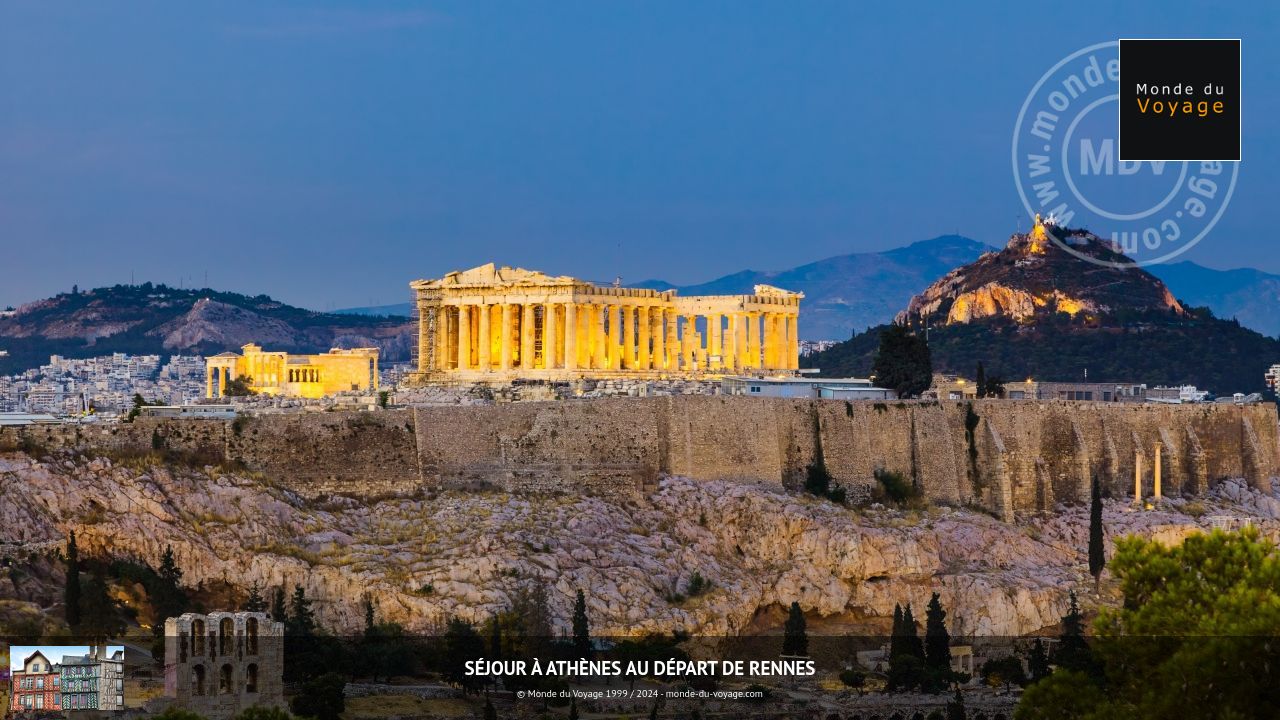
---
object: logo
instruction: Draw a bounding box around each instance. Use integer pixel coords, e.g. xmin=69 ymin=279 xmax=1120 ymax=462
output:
xmin=1011 ymin=41 xmax=1238 ymax=268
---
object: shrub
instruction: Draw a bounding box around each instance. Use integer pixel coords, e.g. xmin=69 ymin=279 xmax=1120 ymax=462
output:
xmin=874 ymin=468 xmax=917 ymax=504
xmin=839 ymin=669 xmax=866 ymax=688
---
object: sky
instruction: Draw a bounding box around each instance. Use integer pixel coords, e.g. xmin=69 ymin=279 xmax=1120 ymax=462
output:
xmin=2 ymin=1 xmax=1278 ymax=311
xmin=8 ymin=645 xmax=123 ymax=671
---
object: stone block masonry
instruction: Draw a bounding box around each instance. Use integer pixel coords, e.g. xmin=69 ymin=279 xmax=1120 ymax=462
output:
xmin=3 ymin=398 xmax=1277 ymax=520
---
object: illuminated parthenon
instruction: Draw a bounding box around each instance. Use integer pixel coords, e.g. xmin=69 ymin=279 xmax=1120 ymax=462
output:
xmin=407 ymin=263 xmax=802 ymax=383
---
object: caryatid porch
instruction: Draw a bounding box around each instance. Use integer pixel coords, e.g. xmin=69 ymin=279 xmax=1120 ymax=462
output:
xmin=408 ymin=263 xmax=803 ymax=383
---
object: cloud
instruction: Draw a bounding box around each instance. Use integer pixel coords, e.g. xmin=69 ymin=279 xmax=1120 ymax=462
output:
xmin=223 ymin=7 xmax=441 ymax=39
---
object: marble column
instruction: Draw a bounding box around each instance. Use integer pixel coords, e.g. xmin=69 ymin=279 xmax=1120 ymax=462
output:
xmin=732 ymin=312 xmax=742 ymax=368
xmin=783 ymin=312 xmax=793 ymax=368
xmin=457 ymin=305 xmax=472 ymax=370
xmin=206 ymin=367 xmax=214 ymax=398
xmin=417 ymin=301 xmax=431 ymax=372
xmin=637 ymin=306 xmax=650 ymax=370
xmin=622 ymin=306 xmax=636 ymax=369
xmin=651 ymin=308 xmax=665 ymax=370
xmin=762 ymin=313 xmax=776 ymax=369
xmin=499 ymin=304 xmax=514 ymax=370
xmin=477 ymin=304 xmax=492 ymax=370
xmin=607 ymin=304 xmax=622 ymax=370
xmin=746 ymin=312 xmax=760 ymax=369
xmin=666 ymin=310 xmax=680 ymax=370
xmin=521 ymin=304 xmax=536 ymax=369
xmin=708 ymin=314 xmax=722 ymax=370
xmin=564 ymin=303 xmax=579 ymax=370
xmin=592 ymin=304 xmax=608 ymax=369
xmin=436 ymin=308 xmax=451 ymax=371
xmin=543 ymin=303 xmax=558 ymax=369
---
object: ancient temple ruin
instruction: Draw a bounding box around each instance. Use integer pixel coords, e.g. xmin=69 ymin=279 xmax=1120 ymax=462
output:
xmin=407 ymin=263 xmax=803 ymax=383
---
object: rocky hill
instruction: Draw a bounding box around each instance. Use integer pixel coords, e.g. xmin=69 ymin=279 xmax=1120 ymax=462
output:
xmin=0 ymin=283 xmax=414 ymax=374
xmin=807 ymin=222 xmax=1280 ymax=394
xmin=3 ymin=450 xmax=1277 ymax=641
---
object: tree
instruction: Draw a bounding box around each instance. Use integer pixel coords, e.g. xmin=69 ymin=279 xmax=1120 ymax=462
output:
xmin=271 ymin=586 xmax=287 ymax=621
xmin=871 ymin=324 xmax=933 ymax=398
xmin=81 ymin=567 xmax=124 ymax=640
xmin=1026 ymin=639 xmax=1051 ymax=683
xmin=363 ymin=595 xmax=375 ymax=635
xmin=946 ymin=687 xmax=966 ymax=720
xmin=568 ymin=697 xmax=579 ymax=720
xmin=483 ymin=696 xmax=497 ymax=720
xmin=975 ymin=362 xmax=987 ymax=398
xmin=781 ymin=601 xmax=808 ymax=657
xmin=1018 ymin=529 xmax=1280 ymax=719
xmin=980 ymin=655 xmax=1027 ymax=690
xmin=444 ymin=618 xmax=486 ymax=694
xmin=65 ymin=530 xmax=81 ymax=628
xmin=923 ymin=593 xmax=953 ymax=692
xmin=224 ymin=375 xmax=256 ymax=396
xmin=888 ymin=602 xmax=926 ymax=692
xmin=572 ymin=589 xmax=592 ymax=659
xmin=1088 ymin=478 xmax=1105 ymax=591
xmin=243 ymin=582 xmax=267 ymax=613
xmin=288 ymin=585 xmax=316 ymax=637
xmin=232 ymin=707 xmax=293 ymax=720
xmin=1052 ymin=592 xmax=1094 ymax=676
xmin=290 ymin=672 xmax=345 ymax=720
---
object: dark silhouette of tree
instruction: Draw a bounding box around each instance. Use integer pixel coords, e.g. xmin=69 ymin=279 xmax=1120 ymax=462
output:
xmin=288 ymin=585 xmax=316 ymax=636
xmin=271 ymin=586 xmax=287 ymax=621
xmin=975 ymin=362 xmax=987 ymax=397
xmin=572 ymin=589 xmax=592 ymax=659
xmin=290 ymin=672 xmax=345 ymax=720
xmin=1088 ymin=478 xmax=1105 ymax=591
xmin=872 ymin=324 xmax=933 ymax=398
xmin=1052 ymin=592 xmax=1094 ymax=676
xmin=81 ymin=567 xmax=124 ymax=640
xmin=1026 ymin=639 xmax=1051 ymax=683
xmin=444 ymin=618 xmax=486 ymax=695
xmin=782 ymin=602 xmax=808 ymax=657
xmin=483 ymin=696 xmax=497 ymax=720
xmin=923 ymin=593 xmax=953 ymax=692
xmin=243 ymin=581 xmax=267 ymax=613
xmin=946 ymin=687 xmax=966 ymax=720
xmin=888 ymin=602 xmax=926 ymax=691
xmin=65 ymin=530 xmax=81 ymax=628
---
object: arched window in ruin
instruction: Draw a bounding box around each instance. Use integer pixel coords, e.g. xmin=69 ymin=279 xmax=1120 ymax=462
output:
xmin=219 ymin=664 xmax=233 ymax=694
xmin=219 ymin=617 xmax=234 ymax=656
xmin=246 ymin=616 xmax=259 ymax=655
xmin=192 ymin=619 xmax=206 ymax=656
xmin=191 ymin=665 xmax=206 ymax=696
xmin=245 ymin=664 xmax=258 ymax=693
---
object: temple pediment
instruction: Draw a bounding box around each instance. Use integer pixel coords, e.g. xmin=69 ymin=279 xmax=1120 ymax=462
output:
xmin=754 ymin=284 xmax=805 ymax=299
xmin=417 ymin=263 xmax=579 ymax=289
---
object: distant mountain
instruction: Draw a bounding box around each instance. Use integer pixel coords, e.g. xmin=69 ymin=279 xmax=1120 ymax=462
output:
xmin=335 ymin=302 xmax=415 ymax=317
xmin=0 ymin=284 xmax=414 ymax=375
xmin=1148 ymin=262 xmax=1280 ymax=338
xmin=806 ymin=222 xmax=1280 ymax=394
xmin=634 ymin=235 xmax=996 ymax=340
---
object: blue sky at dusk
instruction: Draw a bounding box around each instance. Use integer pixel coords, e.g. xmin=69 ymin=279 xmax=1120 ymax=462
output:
xmin=2 ymin=1 xmax=1277 ymax=310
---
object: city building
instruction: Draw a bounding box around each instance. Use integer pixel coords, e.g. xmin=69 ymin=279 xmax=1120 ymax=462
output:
xmin=10 ymin=651 xmax=60 ymax=712
xmin=932 ymin=375 xmax=1149 ymax=402
xmin=140 ymin=404 xmax=237 ymax=420
xmin=1267 ymin=364 xmax=1280 ymax=391
xmin=163 ymin=611 xmax=285 ymax=719
xmin=205 ymin=344 xmax=379 ymax=399
xmin=721 ymin=375 xmax=896 ymax=400
xmin=1147 ymin=385 xmax=1210 ymax=403
xmin=407 ymin=263 xmax=803 ymax=383
xmin=60 ymin=646 xmax=124 ymax=711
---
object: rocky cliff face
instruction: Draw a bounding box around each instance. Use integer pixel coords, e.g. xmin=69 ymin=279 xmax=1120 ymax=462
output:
xmin=3 ymin=451 xmax=1277 ymax=640
xmin=898 ymin=222 xmax=1183 ymax=326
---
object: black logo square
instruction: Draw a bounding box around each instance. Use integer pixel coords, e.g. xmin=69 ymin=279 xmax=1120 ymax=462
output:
xmin=1119 ymin=39 xmax=1240 ymax=161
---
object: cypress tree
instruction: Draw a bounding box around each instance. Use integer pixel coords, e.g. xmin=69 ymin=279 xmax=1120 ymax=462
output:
xmin=488 ymin=614 xmax=503 ymax=661
xmin=271 ymin=586 xmax=287 ymax=621
xmin=782 ymin=601 xmax=808 ymax=657
xmin=902 ymin=603 xmax=924 ymax=660
xmin=1027 ymin=639 xmax=1051 ymax=683
xmin=289 ymin=585 xmax=316 ymax=636
xmin=946 ymin=687 xmax=966 ymax=720
xmin=889 ymin=603 xmax=904 ymax=659
xmin=572 ymin=589 xmax=592 ymax=659
xmin=1088 ymin=477 xmax=1105 ymax=591
xmin=923 ymin=593 xmax=952 ymax=692
xmin=243 ymin=581 xmax=267 ymax=613
xmin=975 ymin=362 xmax=987 ymax=398
xmin=65 ymin=530 xmax=82 ymax=628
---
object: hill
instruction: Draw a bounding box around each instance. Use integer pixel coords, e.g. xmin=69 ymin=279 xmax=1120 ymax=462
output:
xmin=805 ymin=222 xmax=1280 ymax=394
xmin=1147 ymin=262 xmax=1280 ymax=338
xmin=632 ymin=235 xmax=995 ymax=340
xmin=0 ymin=283 xmax=414 ymax=374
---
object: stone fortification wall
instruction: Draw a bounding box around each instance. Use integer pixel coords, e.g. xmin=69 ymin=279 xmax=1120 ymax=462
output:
xmin=3 ymin=398 xmax=1276 ymax=519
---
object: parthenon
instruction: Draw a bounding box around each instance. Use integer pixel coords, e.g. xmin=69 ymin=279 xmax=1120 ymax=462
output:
xmin=407 ymin=263 xmax=802 ymax=383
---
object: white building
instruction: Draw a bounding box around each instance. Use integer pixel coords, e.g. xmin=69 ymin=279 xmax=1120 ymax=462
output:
xmin=721 ymin=375 xmax=896 ymax=400
xmin=1267 ymin=364 xmax=1280 ymax=391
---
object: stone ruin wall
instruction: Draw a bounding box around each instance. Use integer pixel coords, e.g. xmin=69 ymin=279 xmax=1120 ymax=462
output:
xmin=3 ymin=397 xmax=1277 ymax=520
